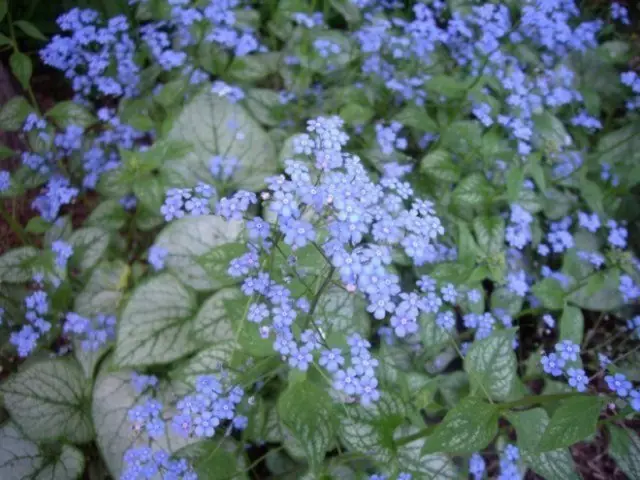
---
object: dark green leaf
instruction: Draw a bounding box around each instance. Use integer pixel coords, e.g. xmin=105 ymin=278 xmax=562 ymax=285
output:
xmin=0 ymin=96 xmax=33 ymax=131
xmin=278 ymin=381 xmax=337 ymax=471
xmin=9 ymin=51 xmax=32 ymax=90
xmin=473 ymin=216 xmax=505 ymax=255
xmin=507 ymin=408 xmax=579 ymax=480
xmin=559 ymin=306 xmax=584 ymax=346
xmin=538 ymin=396 xmax=603 ymax=452
xmin=420 ymin=149 xmax=460 ymax=183
xmin=14 ymin=20 xmax=48 ymax=41
xmin=46 ymin=101 xmax=96 ymax=128
xmin=24 ymin=216 xmax=50 ymax=234
xmin=531 ymin=278 xmax=566 ymax=310
xmin=608 ymin=424 xmax=640 ymax=479
xmin=423 ymin=397 xmax=499 ymax=454
xmin=464 ymin=328 xmax=518 ymax=401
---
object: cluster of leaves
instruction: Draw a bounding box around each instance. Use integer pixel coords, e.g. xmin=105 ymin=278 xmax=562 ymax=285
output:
xmin=0 ymin=0 xmax=640 ymax=479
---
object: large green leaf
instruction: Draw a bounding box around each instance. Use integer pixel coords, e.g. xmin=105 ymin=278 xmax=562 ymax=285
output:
xmin=463 ymin=329 xmax=517 ymax=401
xmin=559 ymin=306 xmax=584 ymax=346
xmin=166 ymin=90 xmax=278 ymax=190
xmin=338 ymin=391 xmax=406 ymax=464
xmin=74 ymin=260 xmax=130 ymax=318
xmin=314 ymin=286 xmax=370 ymax=336
xmin=423 ymin=397 xmax=499 ymax=454
xmin=507 ymin=408 xmax=578 ymax=480
xmin=538 ymin=396 xmax=603 ymax=452
xmin=114 ymin=273 xmax=198 ymax=367
xmin=154 ymin=215 xmax=243 ymax=292
xmin=46 ymin=101 xmax=96 ymax=128
xmin=0 ymin=422 xmax=85 ymax=480
xmin=608 ymin=424 xmax=640 ymax=479
xmin=191 ymin=287 xmax=239 ymax=344
xmin=177 ymin=438 xmax=249 ymax=480
xmin=0 ymin=246 xmax=38 ymax=283
xmin=395 ymin=426 xmax=458 ymax=479
xmin=0 ymin=96 xmax=33 ymax=131
xmin=69 ymin=227 xmax=110 ymax=273
xmin=277 ymin=381 xmax=337 ymax=472
xmin=1 ymin=358 xmax=93 ymax=444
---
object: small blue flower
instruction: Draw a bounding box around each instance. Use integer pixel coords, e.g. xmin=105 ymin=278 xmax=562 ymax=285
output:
xmin=541 ymin=353 xmax=565 ymax=377
xmin=605 ymin=373 xmax=633 ymax=398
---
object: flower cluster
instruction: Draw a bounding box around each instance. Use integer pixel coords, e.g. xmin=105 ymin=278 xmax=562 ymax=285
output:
xmin=171 ymin=374 xmax=248 ymax=438
xmin=40 ymin=9 xmax=139 ymax=99
xmin=540 ymin=341 xmax=588 ymax=391
xmin=161 ymin=184 xmax=216 ymax=221
xmin=10 ymin=291 xmax=51 ymax=357
xmin=63 ymin=312 xmax=117 ymax=351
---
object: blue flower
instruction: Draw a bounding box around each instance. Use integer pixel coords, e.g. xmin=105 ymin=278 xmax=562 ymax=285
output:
xmin=541 ymin=353 xmax=565 ymax=377
xmin=605 ymin=373 xmax=633 ymax=397
xmin=567 ymin=368 xmax=588 ymax=392
xmin=148 ymin=245 xmax=168 ymax=271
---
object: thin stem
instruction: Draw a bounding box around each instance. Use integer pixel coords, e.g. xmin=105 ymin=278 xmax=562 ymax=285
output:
xmin=0 ymin=202 xmax=30 ymax=245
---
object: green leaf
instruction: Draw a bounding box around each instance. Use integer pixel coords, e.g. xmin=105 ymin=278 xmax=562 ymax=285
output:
xmin=0 ymin=246 xmax=38 ymax=283
xmin=191 ymin=287 xmax=239 ymax=345
xmin=278 ymin=381 xmax=337 ymax=471
xmin=559 ymin=306 xmax=584 ymax=346
xmin=114 ymin=273 xmax=198 ymax=367
xmin=182 ymin=439 xmax=249 ymax=480
xmin=506 ymin=165 xmax=525 ymax=203
xmin=0 ymin=422 xmax=85 ymax=480
xmin=452 ymin=173 xmax=493 ymax=210
xmin=14 ymin=20 xmax=48 ymax=41
xmin=226 ymin=52 xmax=280 ymax=83
xmin=338 ymin=391 xmax=406 ymax=463
xmin=314 ymin=286 xmax=370 ymax=337
xmin=244 ymin=88 xmax=282 ymax=127
xmin=75 ymin=260 xmax=129 ymax=318
xmin=507 ymin=408 xmax=578 ymax=480
xmin=46 ymin=101 xmax=96 ymax=128
xmin=538 ymin=396 xmax=603 ymax=452
xmin=69 ymin=227 xmax=110 ymax=273
xmin=0 ymin=358 xmax=93 ymax=444
xmin=608 ymin=424 xmax=640 ymax=479
xmin=155 ymin=215 xmax=243 ymax=291
xmin=339 ymin=103 xmax=374 ymax=125
xmin=394 ymin=104 xmax=438 ymax=132
xmin=531 ymin=278 xmax=566 ymax=310
xmin=464 ymin=329 xmax=518 ymax=401
xmin=420 ymin=149 xmax=460 ymax=183
xmin=87 ymin=200 xmax=128 ymax=230
xmin=568 ymin=270 xmax=624 ymax=312
xmin=0 ymin=143 xmax=15 ymax=159
xmin=419 ymin=312 xmax=452 ymax=357
xmin=0 ymin=0 xmax=6 ymax=22
xmin=166 ymin=91 xmax=278 ymax=191
xmin=423 ymin=397 xmax=499 ymax=454
xmin=25 ymin=216 xmax=50 ymax=234
xmin=10 ymin=51 xmax=32 ymax=90
xmin=425 ymin=75 xmax=469 ymax=99
xmin=490 ymin=287 xmax=523 ymax=318
xmin=395 ymin=426 xmax=458 ymax=479
xmin=0 ymin=96 xmax=33 ymax=131
xmin=473 ymin=216 xmax=505 ymax=255
xmin=329 ymin=0 xmax=361 ymax=23
xmin=198 ymin=243 xmax=248 ymax=288
xmin=532 ymin=112 xmax=571 ymax=151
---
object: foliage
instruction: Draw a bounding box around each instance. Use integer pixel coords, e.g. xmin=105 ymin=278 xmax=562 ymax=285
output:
xmin=0 ymin=0 xmax=639 ymax=479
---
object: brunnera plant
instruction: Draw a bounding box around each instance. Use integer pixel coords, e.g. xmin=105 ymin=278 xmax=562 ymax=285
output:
xmin=0 ymin=0 xmax=639 ymax=479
